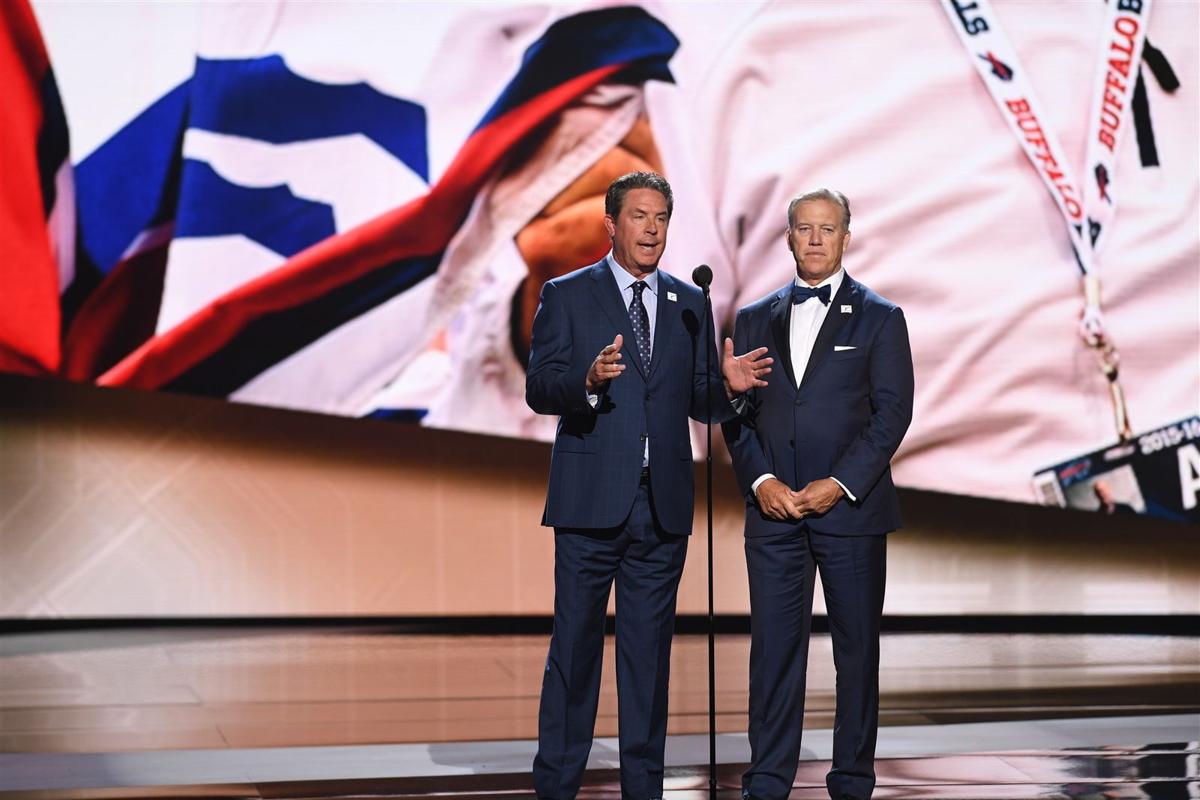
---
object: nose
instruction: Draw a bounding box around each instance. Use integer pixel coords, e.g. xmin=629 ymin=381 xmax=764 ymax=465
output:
xmin=808 ymin=228 xmax=821 ymax=245
xmin=645 ymin=218 xmax=658 ymax=235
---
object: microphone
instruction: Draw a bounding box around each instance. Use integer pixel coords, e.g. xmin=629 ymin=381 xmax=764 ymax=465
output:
xmin=692 ymin=264 xmax=713 ymax=292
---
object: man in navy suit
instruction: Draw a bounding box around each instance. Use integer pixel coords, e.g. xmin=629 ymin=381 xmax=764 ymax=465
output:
xmin=526 ymin=171 xmax=771 ymax=800
xmin=722 ymin=189 xmax=914 ymax=800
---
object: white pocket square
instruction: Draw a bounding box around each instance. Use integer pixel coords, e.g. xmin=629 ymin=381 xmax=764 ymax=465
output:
xmin=833 ymin=345 xmax=856 ymax=351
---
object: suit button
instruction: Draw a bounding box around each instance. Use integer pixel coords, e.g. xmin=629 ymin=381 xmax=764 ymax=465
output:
xmin=789 ymin=440 xmax=795 ymax=448
xmin=640 ymin=433 xmax=648 ymax=441
xmin=645 ymin=393 xmax=651 ymax=401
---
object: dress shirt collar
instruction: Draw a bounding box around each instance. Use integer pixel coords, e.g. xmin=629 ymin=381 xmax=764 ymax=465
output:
xmin=607 ymin=251 xmax=659 ymax=297
xmin=793 ymin=266 xmax=844 ymax=298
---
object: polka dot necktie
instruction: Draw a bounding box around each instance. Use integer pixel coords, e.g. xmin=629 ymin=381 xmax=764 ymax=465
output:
xmin=629 ymin=280 xmax=651 ymax=370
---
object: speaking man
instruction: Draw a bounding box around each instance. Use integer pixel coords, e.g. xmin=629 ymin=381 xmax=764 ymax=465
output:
xmin=526 ymin=171 xmax=770 ymax=800
xmin=722 ymin=190 xmax=914 ymax=800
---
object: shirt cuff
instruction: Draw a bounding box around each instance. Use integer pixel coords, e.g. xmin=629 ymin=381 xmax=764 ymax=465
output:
xmin=751 ymin=473 xmax=776 ymax=494
xmin=831 ymin=476 xmax=856 ymax=502
xmin=586 ymin=392 xmax=599 ymax=408
xmin=731 ymin=394 xmax=749 ymax=414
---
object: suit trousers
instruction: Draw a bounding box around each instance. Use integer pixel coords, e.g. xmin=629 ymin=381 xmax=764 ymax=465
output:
xmin=533 ymin=480 xmax=688 ymax=800
xmin=742 ymin=527 xmax=887 ymax=800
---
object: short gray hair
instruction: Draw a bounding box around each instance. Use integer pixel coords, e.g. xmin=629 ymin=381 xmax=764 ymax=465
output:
xmin=787 ymin=189 xmax=851 ymax=229
xmin=606 ymin=171 xmax=674 ymax=219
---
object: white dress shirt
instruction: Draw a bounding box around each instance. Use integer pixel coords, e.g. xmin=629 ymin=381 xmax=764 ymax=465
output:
xmin=751 ymin=268 xmax=856 ymax=502
xmin=587 ymin=252 xmax=657 ymax=465
xmin=606 ymin=252 xmax=658 ymax=349
xmin=789 ymin=268 xmax=843 ymax=386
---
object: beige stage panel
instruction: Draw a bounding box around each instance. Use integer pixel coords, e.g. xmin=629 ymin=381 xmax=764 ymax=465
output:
xmin=1 ymin=375 xmax=1197 ymax=618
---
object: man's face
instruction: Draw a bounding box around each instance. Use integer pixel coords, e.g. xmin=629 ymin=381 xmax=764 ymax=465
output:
xmin=787 ymin=199 xmax=850 ymax=283
xmin=604 ymin=187 xmax=669 ymax=274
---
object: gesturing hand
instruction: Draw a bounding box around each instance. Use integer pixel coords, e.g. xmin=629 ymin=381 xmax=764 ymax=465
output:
xmin=586 ymin=334 xmax=625 ymax=393
xmin=755 ymin=478 xmax=802 ymax=521
xmin=722 ymin=338 xmax=772 ymax=395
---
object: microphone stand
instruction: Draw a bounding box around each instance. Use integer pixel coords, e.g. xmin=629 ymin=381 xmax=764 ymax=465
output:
xmin=701 ymin=279 xmax=717 ymax=800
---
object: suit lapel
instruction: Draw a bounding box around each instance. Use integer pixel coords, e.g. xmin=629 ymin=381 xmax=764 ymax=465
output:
xmin=769 ymin=286 xmax=797 ymax=390
xmin=799 ymin=273 xmax=858 ymax=389
xmin=589 ymin=260 xmax=647 ymax=380
xmin=647 ymin=270 xmax=677 ymax=380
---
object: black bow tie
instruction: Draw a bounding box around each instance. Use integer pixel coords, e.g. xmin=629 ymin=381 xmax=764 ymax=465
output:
xmin=792 ymin=283 xmax=831 ymax=306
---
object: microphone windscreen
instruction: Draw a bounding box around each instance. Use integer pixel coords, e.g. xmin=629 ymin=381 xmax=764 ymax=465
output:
xmin=692 ymin=264 xmax=713 ymax=288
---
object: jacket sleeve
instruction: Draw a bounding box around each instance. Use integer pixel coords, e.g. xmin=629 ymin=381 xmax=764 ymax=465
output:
xmin=830 ymin=305 xmax=914 ymax=498
xmin=525 ymin=280 xmax=595 ymax=417
xmin=720 ymin=308 xmax=773 ymax=499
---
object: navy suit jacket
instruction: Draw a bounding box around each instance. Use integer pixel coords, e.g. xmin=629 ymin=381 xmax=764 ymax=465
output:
xmin=527 ymin=259 xmax=735 ymax=535
xmin=722 ymin=272 xmax=914 ymax=537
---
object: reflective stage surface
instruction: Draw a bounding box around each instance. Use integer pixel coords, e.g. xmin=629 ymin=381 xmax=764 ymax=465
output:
xmin=0 ymin=628 xmax=1196 ymax=798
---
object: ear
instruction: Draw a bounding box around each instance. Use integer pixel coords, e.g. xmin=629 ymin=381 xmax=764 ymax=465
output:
xmin=603 ymin=214 xmax=616 ymax=239
xmin=842 ymin=230 xmax=852 ymax=251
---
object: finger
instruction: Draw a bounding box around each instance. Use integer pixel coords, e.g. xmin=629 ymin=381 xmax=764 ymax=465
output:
xmin=740 ymin=346 xmax=769 ymax=360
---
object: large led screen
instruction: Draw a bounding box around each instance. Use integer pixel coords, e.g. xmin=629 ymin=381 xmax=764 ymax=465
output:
xmin=2 ymin=1 xmax=1197 ymax=522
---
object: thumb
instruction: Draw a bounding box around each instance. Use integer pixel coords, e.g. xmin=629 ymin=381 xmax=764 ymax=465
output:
xmin=612 ymin=333 xmax=623 ymax=351
xmin=724 ymin=337 xmax=734 ymax=359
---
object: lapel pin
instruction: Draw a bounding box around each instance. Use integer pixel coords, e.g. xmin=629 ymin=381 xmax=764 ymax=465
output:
xmin=841 ymin=304 xmax=852 ymax=314
xmin=667 ymin=291 xmax=678 ymax=302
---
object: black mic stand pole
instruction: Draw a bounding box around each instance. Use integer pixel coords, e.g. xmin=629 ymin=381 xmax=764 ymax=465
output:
xmin=701 ymin=275 xmax=718 ymax=800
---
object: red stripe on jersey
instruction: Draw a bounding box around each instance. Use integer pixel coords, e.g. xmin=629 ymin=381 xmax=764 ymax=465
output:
xmin=0 ymin=0 xmax=60 ymax=376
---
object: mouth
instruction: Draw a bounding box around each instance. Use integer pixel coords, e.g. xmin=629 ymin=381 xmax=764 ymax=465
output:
xmin=637 ymin=243 xmax=659 ymax=253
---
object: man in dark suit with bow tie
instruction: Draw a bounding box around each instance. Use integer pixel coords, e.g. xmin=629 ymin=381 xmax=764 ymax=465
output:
xmin=722 ymin=189 xmax=914 ymax=800
xmin=526 ymin=171 xmax=771 ymax=800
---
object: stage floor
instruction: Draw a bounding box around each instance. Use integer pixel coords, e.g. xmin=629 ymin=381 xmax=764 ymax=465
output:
xmin=0 ymin=627 xmax=1196 ymax=797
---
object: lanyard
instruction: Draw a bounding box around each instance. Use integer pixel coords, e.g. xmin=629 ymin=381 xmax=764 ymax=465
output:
xmin=942 ymin=0 xmax=1150 ymax=440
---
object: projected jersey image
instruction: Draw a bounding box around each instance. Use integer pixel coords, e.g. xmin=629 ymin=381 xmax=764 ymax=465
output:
xmin=2 ymin=1 xmax=1197 ymax=521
